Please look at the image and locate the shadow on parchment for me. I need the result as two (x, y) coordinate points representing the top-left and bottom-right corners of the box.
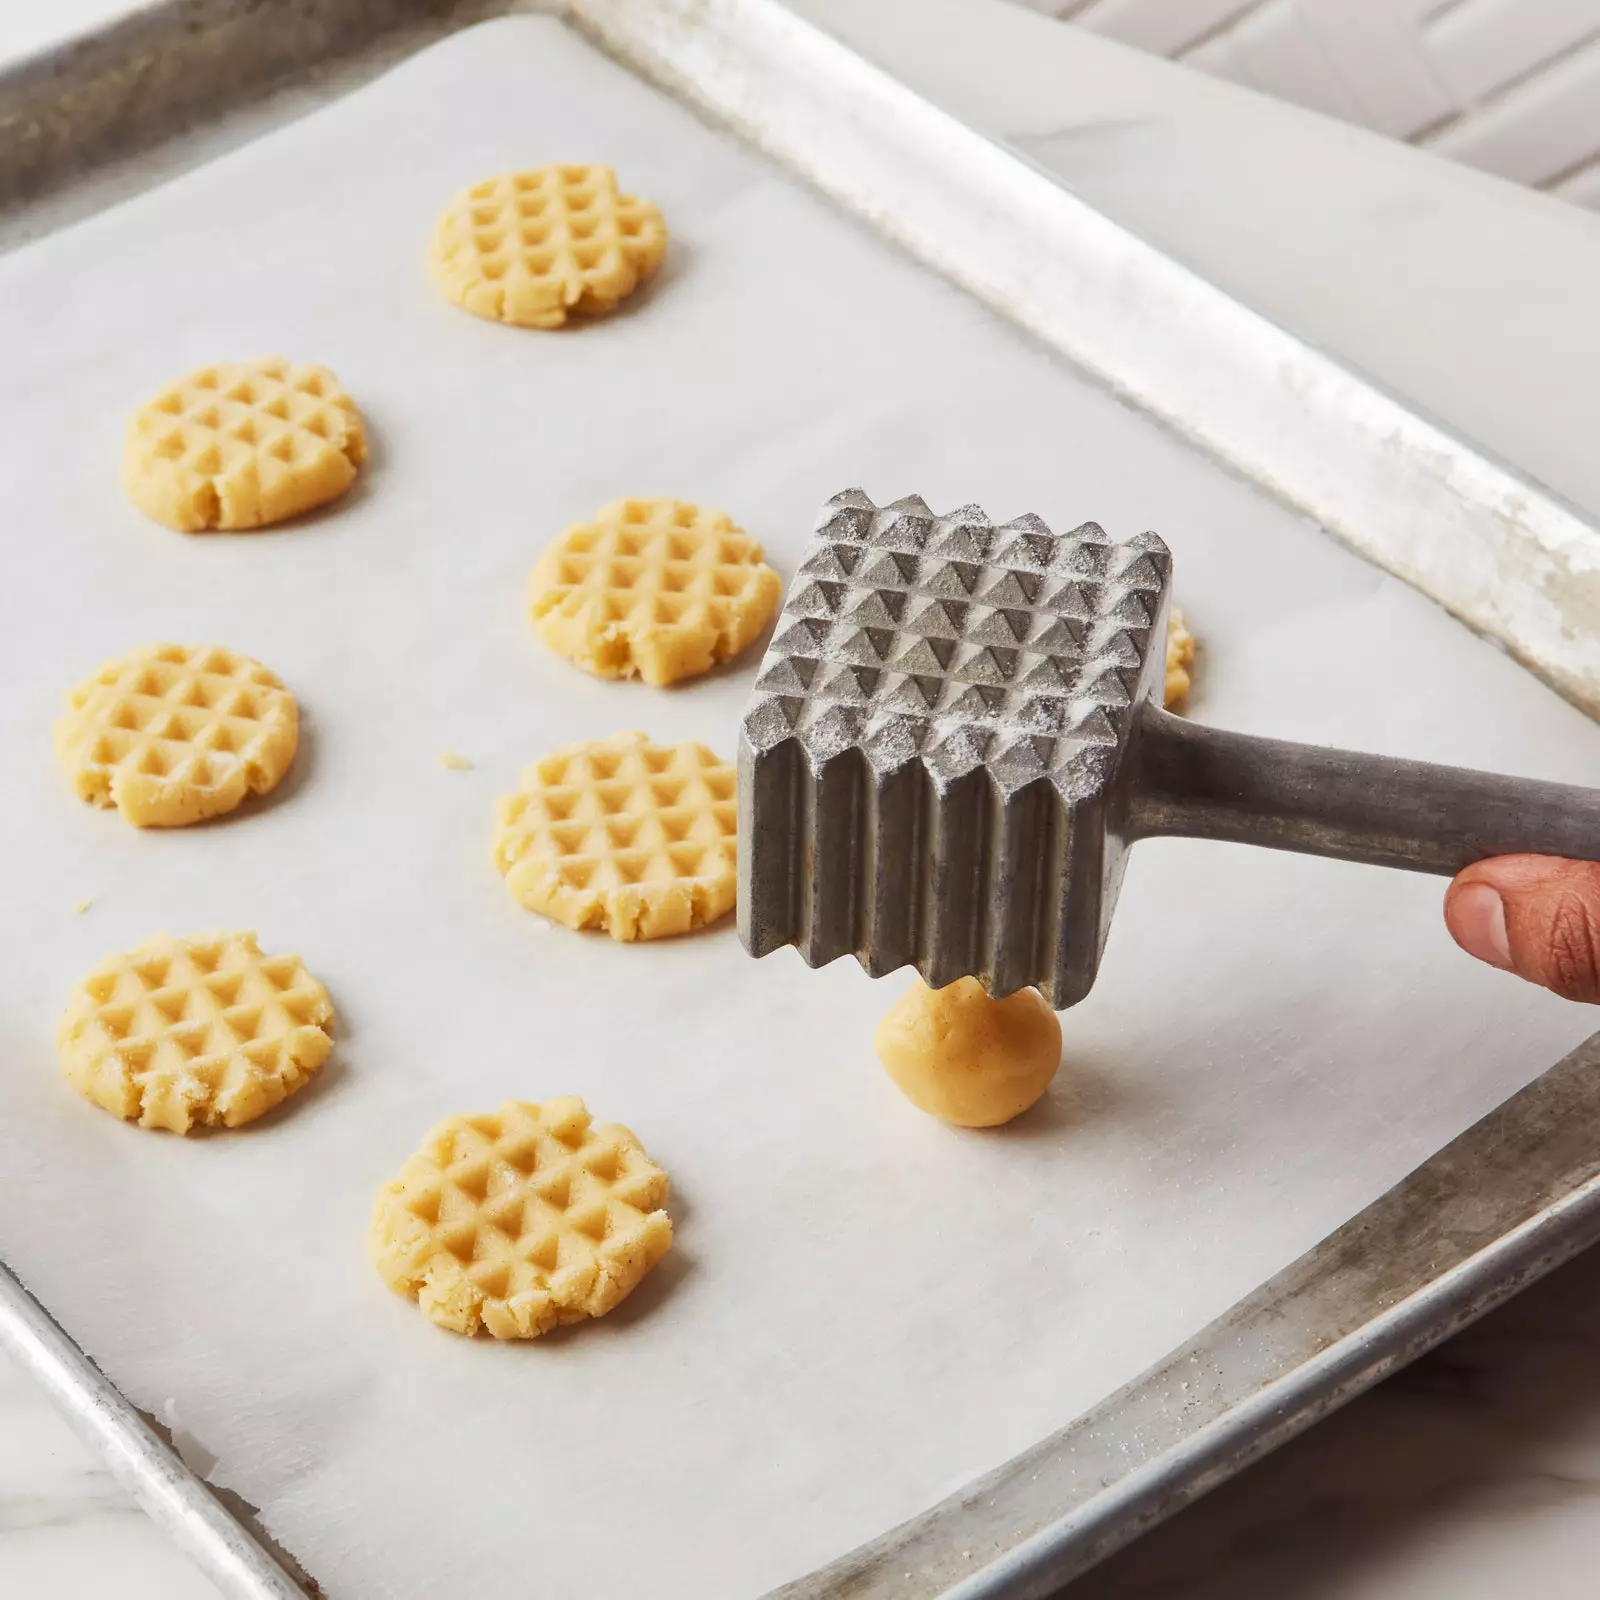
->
(981, 1054), (1149, 1147)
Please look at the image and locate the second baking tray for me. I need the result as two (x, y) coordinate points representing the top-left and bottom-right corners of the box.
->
(4, 3), (1600, 1598)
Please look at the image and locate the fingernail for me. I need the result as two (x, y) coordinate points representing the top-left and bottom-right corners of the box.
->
(1453, 882), (1512, 970)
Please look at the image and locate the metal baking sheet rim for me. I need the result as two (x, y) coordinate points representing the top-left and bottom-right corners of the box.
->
(1, 1), (1598, 1597)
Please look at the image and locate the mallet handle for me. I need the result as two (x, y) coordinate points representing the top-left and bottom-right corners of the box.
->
(1127, 703), (1600, 875)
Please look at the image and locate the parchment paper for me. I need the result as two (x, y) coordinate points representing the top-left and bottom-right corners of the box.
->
(2, 17), (1599, 1598)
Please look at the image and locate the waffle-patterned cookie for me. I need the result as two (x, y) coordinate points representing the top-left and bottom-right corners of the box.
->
(427, 165), (667, 329)
(54, 643), (298, 828)
(124, 358), (367, 532)
(493, 731), (737, 941)
(58, 932), (334, 1134)
(528, 498), (781, 686)
(1165, 606), (1196, 708)
(370, 1097), (673, 1339)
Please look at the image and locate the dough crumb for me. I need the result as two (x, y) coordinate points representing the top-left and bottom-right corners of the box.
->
(875, 976), (1061, 1127)
(1165, 606), (1197, 709)
(437, 749), (472, 771)
(72, 896), (97, 914)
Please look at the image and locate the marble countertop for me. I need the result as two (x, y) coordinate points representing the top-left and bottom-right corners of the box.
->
(0, 1349), (218, 1598)
(6, 1), (1600, 1596)
(1085, 1242), (1600, 1600)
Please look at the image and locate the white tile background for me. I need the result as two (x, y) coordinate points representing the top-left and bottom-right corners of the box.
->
(1015, 0), (1600, 209)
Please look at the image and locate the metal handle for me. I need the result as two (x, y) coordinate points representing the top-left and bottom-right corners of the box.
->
(1126, 703), (1600, 875)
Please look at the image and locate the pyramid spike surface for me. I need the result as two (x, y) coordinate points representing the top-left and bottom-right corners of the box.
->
(737, 490), (1171, 1005)
(884, 493), (935, 518)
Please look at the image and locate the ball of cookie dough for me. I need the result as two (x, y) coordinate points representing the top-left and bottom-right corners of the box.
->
(874, 977), (1061, 1127)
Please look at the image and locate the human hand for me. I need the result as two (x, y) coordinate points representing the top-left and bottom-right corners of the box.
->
(1446, 856), (1600, 1002)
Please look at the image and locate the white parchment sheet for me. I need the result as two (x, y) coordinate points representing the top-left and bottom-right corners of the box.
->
(2, 16), (1600, 1597)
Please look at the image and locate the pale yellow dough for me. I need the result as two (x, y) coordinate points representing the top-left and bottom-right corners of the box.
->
(1165, 606), (1197, 709)
(124, 358), (366, 532)
(428, 165), (667, 329)
(529, 497), (782, 687)
(54, 643), (297, 829)
(875, 977), (1062, 1128)
(493, 731), (737, 941)
(58, 931), (334, 1134)
(370, 1097), (673, 1339)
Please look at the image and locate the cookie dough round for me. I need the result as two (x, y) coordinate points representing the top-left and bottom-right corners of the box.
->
(124, 358), (366, 532)
(54, 643), (298, 828)
(529, 497), (782, 686)
(58, 931), (334, 1134)
(427, 165), (667, 329)
(370, 1097), (673, 1339)
(493, 731), (737, 940)
(875, 977), (1061, 1128)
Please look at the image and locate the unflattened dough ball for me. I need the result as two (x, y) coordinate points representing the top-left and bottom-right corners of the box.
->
(875, 977), (1061, 1127)
(124, 358), (366, 532)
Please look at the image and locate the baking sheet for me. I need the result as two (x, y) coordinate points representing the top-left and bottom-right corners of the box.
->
(1, 14), (1598, 1598)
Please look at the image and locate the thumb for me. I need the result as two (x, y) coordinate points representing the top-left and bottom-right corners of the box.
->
(1445, 855), (1600, 1003)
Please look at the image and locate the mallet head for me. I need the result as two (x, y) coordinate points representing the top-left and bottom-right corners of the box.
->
(737, 489), (1171, 1007)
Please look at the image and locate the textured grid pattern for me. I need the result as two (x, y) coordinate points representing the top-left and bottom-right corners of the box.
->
(428, 165), (668, 328)
(742, 489), (1169, 795)
(57, 932), (334, 1134)
(370, 1097), (673, 1340)
(124, 358), (366, 532)
(494, 731), (738, 941)
(528, 497), (782, 686)
(54, 643), (298, 828)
